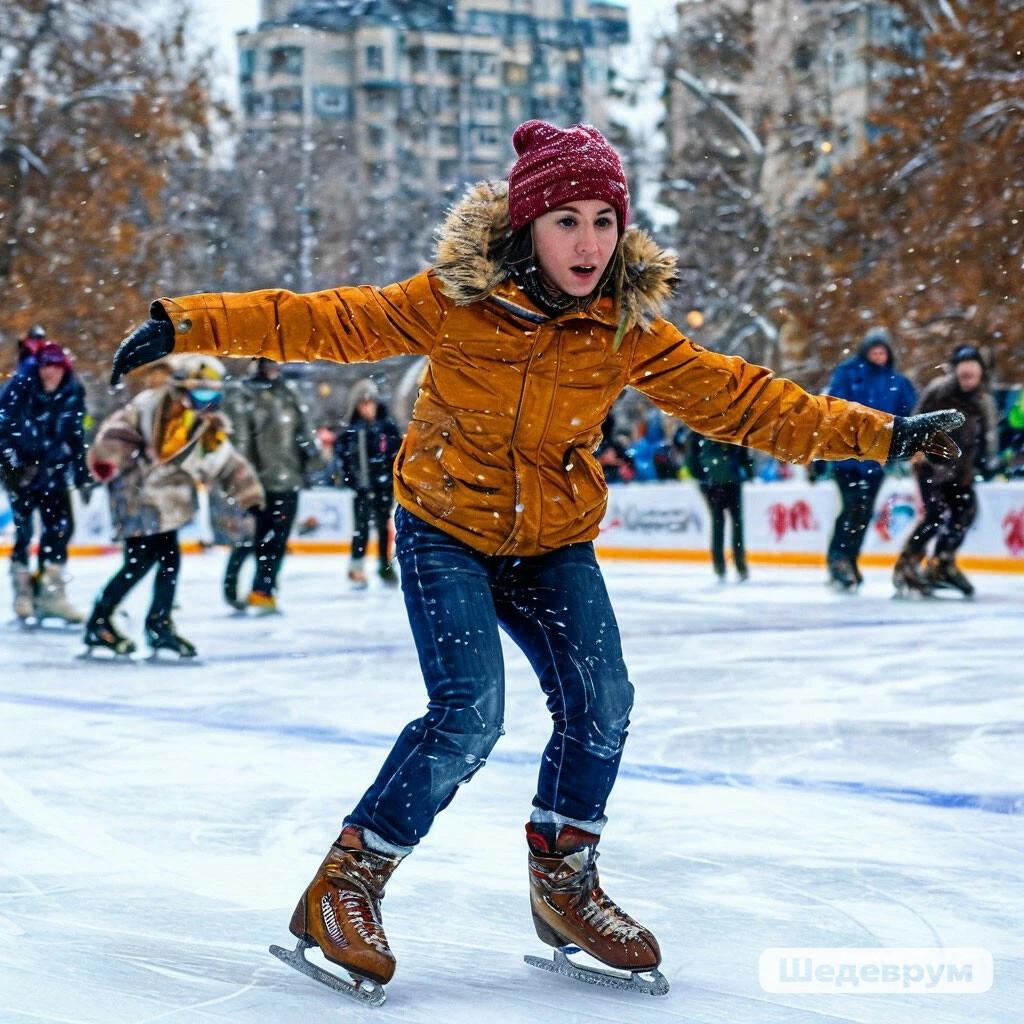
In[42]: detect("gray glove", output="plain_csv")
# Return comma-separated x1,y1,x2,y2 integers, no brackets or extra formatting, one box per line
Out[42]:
890,410,966,461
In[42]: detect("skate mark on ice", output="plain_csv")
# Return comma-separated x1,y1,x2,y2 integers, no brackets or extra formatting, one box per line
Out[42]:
2,693,1022,816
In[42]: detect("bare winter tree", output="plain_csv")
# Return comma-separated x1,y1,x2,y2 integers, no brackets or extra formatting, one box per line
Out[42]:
0,1,227,380
656,0,780,364
780,0,1024,385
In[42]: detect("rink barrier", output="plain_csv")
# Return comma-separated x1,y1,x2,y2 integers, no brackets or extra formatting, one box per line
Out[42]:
3,690,1021,815
3,480,1024,572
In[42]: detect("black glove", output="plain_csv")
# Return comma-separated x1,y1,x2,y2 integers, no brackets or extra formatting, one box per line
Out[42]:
77,479,96,504
890,410,966,461
110,316,176,387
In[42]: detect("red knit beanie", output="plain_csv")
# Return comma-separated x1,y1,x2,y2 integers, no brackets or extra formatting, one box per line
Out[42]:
36,342,72,372
507,120,630,230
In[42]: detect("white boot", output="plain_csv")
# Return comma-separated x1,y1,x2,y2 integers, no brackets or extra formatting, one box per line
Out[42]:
11,562,34,619
34,564,84,623
348,557,369,591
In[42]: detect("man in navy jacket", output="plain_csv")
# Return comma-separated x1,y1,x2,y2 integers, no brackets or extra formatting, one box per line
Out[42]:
822,328,917,589
0,342,90,621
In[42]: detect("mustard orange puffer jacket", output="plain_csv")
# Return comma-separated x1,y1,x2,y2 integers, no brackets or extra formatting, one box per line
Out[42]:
157,180,892,557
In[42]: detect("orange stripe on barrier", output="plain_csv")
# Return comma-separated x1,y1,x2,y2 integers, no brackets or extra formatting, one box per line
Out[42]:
3,543,1021,573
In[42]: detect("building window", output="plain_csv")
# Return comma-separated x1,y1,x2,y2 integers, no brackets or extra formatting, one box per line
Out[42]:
240,48,255,83
438,159,460,183
439,125,459,147
313,85,350,118
794,43,814,72
436,49,461,76
504,63,528,86
242,90,266,117
473,126,501,148
472,89,499,112
267,46,303,77
328,48,350,70
407,46,427,72
367,125,387,147
271,87,303,113
363,88,388,113
366,45,385,72
472,52,497,75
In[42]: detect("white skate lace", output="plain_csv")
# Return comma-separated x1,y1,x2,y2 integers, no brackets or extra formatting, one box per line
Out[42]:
577,890,644,943
339,888,390,955
540,848,645,945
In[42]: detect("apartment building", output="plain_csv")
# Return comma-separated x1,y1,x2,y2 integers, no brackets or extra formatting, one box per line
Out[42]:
661,0,920,219
239,0,630,195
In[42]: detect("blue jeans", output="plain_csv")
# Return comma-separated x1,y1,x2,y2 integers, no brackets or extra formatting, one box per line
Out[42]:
346,506,634,851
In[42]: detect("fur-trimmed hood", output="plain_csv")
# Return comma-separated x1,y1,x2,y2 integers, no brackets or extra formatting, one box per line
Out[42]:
433,179,678,334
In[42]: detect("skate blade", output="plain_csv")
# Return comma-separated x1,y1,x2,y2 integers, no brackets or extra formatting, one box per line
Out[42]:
76,647,137,662
524,947,669,997
146,651,201,664
269,939,386,1007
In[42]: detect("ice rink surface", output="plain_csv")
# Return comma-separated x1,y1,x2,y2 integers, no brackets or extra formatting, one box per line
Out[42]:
1,551,1021,1023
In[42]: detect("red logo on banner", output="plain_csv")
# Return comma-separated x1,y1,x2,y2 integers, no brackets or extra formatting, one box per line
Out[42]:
1004,508,1024,557
768,500,819,541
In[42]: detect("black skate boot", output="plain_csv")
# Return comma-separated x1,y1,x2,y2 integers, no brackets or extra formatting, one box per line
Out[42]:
145,617,197,659
828,558,859,591
892,551,932,597
926,555,975,598
82,612,136,658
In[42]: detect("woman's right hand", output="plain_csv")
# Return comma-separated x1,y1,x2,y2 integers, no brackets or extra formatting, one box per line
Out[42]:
110,317,176,387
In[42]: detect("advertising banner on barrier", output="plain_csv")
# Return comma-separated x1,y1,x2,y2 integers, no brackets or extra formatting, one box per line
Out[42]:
3,481,1023,569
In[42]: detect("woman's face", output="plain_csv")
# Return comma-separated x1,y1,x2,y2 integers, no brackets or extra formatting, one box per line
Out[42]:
955,360,983,392
531,199,619,298
39,364,65,393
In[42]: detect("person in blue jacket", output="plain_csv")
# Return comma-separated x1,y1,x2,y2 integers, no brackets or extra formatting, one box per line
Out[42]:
0,341,91,622
821,328,917,589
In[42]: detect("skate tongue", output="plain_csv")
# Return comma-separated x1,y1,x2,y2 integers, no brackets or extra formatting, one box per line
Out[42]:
337,825,370,851
525,822,599,855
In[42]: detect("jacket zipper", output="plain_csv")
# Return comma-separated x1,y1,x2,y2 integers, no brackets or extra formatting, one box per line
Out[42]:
498,329,545,555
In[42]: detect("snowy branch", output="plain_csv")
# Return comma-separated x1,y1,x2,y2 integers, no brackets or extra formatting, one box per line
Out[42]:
672,67,764,161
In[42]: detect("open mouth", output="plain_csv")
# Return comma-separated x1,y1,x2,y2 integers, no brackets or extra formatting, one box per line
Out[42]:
570,265,596,278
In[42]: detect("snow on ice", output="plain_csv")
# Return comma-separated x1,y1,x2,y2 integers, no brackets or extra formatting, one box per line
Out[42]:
1,552,1021,1022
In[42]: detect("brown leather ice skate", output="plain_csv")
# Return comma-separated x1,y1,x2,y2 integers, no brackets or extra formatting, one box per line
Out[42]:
526,823,661,972
287,825,403,986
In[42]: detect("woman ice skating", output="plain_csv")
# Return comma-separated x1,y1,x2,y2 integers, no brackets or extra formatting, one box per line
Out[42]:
0,341,91,624
893,344,999,598
84,355,264,657
108,120,965,1003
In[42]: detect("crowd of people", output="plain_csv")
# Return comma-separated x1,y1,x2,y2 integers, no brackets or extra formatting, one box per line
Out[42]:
597,328,1008,597
0,321,1013,652
0,326,402,655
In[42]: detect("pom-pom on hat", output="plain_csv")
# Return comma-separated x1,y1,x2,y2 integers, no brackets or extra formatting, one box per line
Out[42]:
507,120,630,230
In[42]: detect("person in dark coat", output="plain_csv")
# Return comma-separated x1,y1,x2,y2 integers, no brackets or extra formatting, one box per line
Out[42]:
686,433,754,581
821,327,917,589
221,357,318,613
335,379,401,588
894,345,998,597
0,342,91,621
